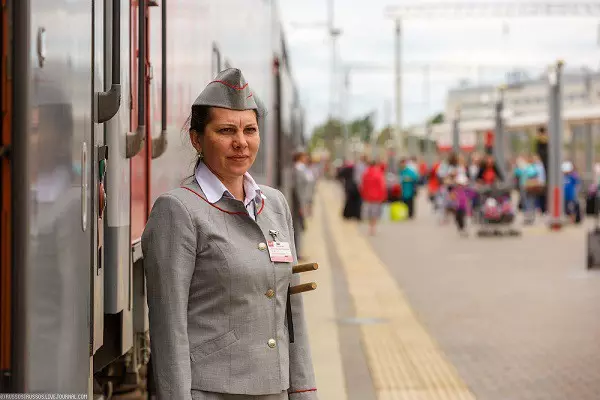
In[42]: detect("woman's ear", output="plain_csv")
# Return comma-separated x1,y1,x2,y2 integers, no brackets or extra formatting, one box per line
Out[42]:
189,130,202,154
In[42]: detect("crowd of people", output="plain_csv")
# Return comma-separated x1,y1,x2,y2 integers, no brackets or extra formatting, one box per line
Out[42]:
335,126,591,236
336,155,424,235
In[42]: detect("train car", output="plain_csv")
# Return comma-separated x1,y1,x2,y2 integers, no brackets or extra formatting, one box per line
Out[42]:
0,0,304,398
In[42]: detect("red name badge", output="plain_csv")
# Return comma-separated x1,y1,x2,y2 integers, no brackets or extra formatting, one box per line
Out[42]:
267,241,293,263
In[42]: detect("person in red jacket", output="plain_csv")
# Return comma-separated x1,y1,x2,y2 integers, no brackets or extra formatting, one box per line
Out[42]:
360,161,388,235
476,154,503,185
428,160,442,204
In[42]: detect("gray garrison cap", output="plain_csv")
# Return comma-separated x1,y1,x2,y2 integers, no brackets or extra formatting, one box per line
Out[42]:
193,68,264,116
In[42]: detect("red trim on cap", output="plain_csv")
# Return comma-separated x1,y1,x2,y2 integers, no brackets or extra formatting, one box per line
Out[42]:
289,388,317,394
247,93,254,99
211,80,249,91
181,186,264,216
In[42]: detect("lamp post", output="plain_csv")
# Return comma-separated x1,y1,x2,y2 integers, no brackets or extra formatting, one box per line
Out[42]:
425,121,434,166
290,0,342,153
583,67,594,185
548,60,565,230
341,66,351,161
452,106,461,154
394,19,403,158
494,85,507,181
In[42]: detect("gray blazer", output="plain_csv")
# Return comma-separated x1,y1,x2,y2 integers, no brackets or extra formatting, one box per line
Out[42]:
142,181,318,400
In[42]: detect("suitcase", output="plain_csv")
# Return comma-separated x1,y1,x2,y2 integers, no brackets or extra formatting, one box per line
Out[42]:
587,193,600,269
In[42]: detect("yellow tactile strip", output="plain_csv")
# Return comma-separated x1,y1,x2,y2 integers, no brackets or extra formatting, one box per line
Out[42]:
321,183,476,400
302,187,348,399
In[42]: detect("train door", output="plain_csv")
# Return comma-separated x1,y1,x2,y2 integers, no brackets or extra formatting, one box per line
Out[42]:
0,0,12,391
131,0,151,244
92,0,127,391
2,0,120,394
92,0,142,388
91,0,107,362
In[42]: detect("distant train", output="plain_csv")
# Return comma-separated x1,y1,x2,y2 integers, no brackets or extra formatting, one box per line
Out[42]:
0,0,304,398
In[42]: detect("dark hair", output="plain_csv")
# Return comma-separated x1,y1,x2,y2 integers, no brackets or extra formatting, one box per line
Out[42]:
293,152,306,163
448,152,458,166
189,105,213,136
180,105,213,181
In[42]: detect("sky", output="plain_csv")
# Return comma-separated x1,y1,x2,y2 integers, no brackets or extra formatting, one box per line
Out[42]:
278,0,600,137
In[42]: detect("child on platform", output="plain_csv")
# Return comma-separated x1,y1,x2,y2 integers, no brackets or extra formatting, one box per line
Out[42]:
450,174,470,236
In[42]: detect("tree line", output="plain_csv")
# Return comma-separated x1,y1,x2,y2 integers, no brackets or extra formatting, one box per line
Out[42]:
308,112,445,156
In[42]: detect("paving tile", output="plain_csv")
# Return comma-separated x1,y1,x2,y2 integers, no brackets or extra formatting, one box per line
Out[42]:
365,191,600,400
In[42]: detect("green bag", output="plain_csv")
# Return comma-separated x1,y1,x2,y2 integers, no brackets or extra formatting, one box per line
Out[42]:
390,201,408,222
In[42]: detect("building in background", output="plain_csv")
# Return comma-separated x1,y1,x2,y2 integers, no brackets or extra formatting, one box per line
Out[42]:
445,70,600,122
406,69,600,167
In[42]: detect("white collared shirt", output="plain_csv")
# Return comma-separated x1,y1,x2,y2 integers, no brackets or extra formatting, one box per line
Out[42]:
195,161,265,221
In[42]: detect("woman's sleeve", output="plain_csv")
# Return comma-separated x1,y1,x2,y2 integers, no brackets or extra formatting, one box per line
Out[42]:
141,194,197,400
278,191,319,400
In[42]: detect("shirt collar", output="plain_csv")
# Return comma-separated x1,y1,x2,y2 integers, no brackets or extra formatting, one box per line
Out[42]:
195,161,264,206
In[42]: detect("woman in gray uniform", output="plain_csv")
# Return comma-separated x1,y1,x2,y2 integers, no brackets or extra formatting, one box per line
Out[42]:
142,69,318,400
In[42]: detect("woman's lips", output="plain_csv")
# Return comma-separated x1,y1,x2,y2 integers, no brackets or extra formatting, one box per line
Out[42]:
228,155,249,161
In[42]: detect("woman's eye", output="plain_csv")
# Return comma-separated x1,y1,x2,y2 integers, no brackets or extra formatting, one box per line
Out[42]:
245,127,257,134
219,128,234,134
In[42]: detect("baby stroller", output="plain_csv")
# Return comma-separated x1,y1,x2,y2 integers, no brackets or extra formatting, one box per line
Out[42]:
475,183,521,237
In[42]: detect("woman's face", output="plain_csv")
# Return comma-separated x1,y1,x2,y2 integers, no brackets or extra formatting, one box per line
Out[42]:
191,107,260,180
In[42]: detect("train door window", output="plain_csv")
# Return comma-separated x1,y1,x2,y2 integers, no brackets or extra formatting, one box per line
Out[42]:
212,44,221,76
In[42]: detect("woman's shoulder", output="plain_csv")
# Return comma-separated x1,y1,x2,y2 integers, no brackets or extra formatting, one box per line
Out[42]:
259,185,291,214
142,189,198,244
150,185,207,215
259,185,285,203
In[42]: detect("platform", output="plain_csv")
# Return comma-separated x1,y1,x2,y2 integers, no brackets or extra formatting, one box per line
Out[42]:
302,181,600,400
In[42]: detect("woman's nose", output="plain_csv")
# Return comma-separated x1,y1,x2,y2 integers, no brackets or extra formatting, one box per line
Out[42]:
232,129,248,148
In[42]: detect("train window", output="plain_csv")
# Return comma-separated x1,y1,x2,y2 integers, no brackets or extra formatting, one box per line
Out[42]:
212,44,222,76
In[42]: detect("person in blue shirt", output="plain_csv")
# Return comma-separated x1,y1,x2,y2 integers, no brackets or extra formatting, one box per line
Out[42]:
399,158,420,219
513,156,524,211
562,161,581,224
521,155,542,224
